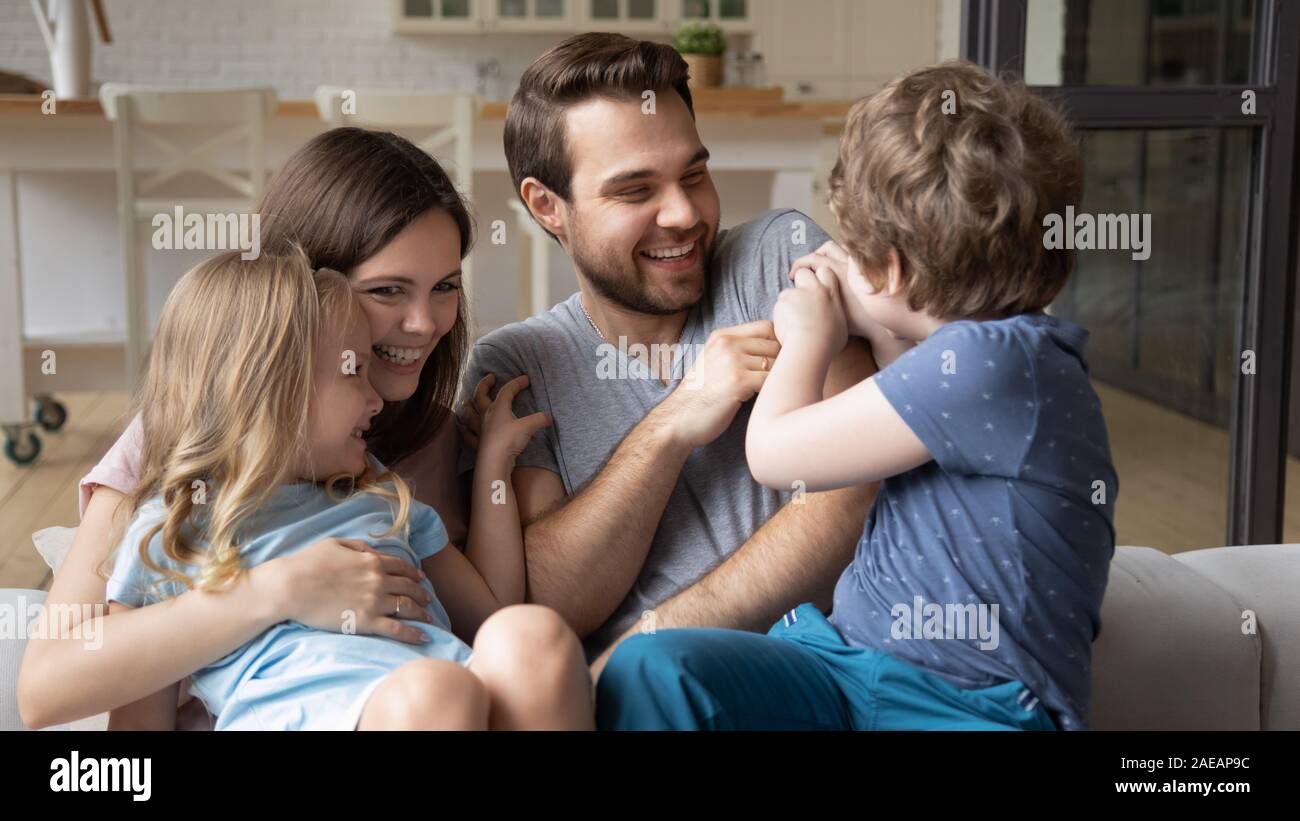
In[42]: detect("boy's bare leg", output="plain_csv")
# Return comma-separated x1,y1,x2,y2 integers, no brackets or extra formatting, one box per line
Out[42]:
357,658,489,730
468,604,595,730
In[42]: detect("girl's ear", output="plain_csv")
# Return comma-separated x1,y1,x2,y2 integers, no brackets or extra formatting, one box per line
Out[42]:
519,178,568,242
884,247,905,297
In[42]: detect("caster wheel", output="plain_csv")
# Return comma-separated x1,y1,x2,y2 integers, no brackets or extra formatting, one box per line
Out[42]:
4,430,41,465
34,398,68,432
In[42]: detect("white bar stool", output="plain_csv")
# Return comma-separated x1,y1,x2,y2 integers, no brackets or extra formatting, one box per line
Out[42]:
99,84,277,389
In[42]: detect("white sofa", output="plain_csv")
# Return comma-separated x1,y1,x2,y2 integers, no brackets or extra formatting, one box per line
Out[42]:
3,542,1298,731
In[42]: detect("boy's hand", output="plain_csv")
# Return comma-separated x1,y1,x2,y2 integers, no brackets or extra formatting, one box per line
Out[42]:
790,240,873,339
773,264,848,359
477,374,553,465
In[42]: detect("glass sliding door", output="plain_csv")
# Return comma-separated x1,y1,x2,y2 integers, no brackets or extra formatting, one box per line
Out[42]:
962,0,1299,549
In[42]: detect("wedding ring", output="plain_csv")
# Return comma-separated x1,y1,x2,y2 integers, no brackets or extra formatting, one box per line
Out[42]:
394,598,403,617
761,356,769,371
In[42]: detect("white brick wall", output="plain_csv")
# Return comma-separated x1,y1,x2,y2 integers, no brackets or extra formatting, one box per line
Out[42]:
1,0,559,100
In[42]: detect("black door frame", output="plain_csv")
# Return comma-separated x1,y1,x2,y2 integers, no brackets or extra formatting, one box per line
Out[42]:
961,0,1300,546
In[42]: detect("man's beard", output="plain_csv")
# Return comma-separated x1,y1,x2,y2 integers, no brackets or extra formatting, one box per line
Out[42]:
569,218,715,316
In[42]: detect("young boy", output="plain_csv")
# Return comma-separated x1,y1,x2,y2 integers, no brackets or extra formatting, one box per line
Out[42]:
594,61,1117,731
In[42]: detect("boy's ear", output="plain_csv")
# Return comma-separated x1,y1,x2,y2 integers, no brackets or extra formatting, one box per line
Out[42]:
884,247,905,297
519,178,568,242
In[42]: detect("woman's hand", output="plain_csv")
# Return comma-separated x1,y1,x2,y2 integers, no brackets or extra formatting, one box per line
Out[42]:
258,538,436,644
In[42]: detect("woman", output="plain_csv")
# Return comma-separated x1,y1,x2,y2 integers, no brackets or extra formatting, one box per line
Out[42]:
18,128,483,729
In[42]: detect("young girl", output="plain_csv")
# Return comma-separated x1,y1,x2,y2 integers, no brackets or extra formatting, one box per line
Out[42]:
19,129,495,729
105,249,593,730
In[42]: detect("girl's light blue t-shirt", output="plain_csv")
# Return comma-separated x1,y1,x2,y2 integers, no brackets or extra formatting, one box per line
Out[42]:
105,459,472,730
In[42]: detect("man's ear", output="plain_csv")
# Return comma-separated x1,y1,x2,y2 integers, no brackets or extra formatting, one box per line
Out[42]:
520,178,568,242
884,247,905,297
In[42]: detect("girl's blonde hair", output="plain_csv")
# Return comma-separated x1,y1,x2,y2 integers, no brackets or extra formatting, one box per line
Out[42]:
109,248,412,595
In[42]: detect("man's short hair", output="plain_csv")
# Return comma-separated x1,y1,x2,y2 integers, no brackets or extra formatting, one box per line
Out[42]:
828,60,1083,319
505,32,694,207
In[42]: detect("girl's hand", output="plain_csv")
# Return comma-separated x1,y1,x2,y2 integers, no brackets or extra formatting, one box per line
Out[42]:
478,374,553,465
773,265,848,360
457,373,496,451
259,538,437,644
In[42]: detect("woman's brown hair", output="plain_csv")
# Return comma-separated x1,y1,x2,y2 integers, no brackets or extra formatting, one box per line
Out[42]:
257,127,475,465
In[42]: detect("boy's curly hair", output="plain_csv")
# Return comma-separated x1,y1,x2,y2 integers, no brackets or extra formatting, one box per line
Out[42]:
828,60,1083,319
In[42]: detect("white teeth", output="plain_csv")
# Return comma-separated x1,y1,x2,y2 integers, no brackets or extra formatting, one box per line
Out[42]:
373,344,422,364
642,241,695,260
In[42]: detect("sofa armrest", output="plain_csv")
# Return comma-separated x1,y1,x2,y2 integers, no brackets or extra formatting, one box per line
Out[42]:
1174,543,1300,730
1,588,47,731
1092,547,1261,730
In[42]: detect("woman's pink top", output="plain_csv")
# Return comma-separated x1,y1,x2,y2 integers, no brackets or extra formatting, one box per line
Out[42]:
78,413,469,546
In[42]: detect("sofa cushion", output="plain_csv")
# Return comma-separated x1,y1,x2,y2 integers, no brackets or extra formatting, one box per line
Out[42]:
1174,543,1300,730
1091,546,1261,730
32,526,77,574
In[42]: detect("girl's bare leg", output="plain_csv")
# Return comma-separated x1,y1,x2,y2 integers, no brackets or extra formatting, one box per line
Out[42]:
468,604,595,730
357,658,489,730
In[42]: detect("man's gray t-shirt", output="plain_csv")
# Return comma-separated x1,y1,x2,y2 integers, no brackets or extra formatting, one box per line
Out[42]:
459,209,830,657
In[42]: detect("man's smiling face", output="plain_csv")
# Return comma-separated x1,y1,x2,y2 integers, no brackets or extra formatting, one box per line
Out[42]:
559,90,721,315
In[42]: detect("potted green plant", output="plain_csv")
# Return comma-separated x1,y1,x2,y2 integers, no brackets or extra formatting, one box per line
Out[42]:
673,21,726,88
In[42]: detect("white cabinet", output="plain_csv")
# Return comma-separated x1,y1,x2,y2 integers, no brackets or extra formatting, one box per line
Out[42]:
393,0,755,33
578,0,669,33
759,0,938,101
678,0,753,31
393,0,577,32
760,0,853,99
850,0,937,90
393,0,483,32
569,0,758,33
486,0,578,31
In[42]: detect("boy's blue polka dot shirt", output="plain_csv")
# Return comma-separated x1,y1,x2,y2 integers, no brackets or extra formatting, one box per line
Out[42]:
829,312,1118,730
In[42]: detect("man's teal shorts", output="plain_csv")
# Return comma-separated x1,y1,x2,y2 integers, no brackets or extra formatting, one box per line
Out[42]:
596,603,1058,731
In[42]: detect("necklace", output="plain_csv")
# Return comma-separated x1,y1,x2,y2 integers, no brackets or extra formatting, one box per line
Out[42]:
579,298,607,342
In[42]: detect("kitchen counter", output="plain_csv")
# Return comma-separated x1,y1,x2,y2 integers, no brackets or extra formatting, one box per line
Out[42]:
0,84,847,414
0,87,854,121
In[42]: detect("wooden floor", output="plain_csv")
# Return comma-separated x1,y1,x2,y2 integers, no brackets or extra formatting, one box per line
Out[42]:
0,391,131,591
1095,383,1300,551
1,387,1297,591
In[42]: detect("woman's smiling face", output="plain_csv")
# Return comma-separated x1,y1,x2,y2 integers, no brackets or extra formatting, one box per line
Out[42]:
349,208,464,402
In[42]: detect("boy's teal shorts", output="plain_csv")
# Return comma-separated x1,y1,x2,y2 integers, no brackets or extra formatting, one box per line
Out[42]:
596,602,1058,731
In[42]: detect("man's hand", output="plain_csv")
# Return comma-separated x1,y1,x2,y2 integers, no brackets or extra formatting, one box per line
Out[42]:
773,265,848,362
659,320,781,450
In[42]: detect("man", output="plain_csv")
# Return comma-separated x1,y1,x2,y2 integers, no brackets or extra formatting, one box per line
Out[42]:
458,33,877,671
